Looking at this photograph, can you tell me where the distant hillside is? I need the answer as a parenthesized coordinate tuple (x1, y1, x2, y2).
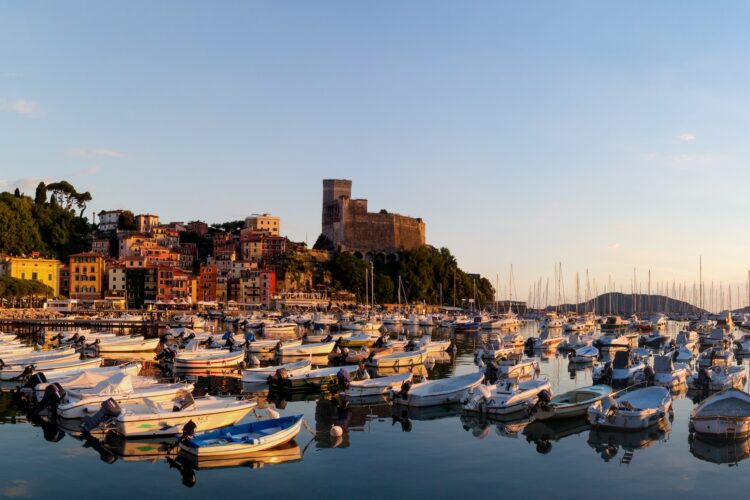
(552, 292, 703, 315)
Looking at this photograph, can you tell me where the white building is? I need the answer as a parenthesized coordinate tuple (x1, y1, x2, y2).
(97, 210, 124, 232)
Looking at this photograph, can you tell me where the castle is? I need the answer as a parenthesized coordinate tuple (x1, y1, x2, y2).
(321, 179, 426, 255)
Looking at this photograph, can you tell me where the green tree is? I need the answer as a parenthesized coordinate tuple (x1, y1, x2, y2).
(34, 182, 47, 204)
(117, 210, 137, 231)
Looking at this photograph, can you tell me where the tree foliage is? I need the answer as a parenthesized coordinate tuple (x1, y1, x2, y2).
(0, 276, 54, 298)
(117, 210, 137, 231)
(46, 180, 92, 216)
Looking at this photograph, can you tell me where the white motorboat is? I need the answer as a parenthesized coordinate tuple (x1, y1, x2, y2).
(588, 386, 672, 430)
(594, 350, 646, 386)
(262, 322, 298, 334)
(690, 389, 750, 438)
(339, 333, 381, 348)
(416, 337, 451, 353)
(462, 378, 551, 415)
(111, 394, 257, 437)
(498, 358, 539, 378)
(33, 362, 143, 401)
(595, 332, 632, 349)
(393, 372, 484, 407)
(246, 339, 302, 354)
(688, 365, 748, 392)
(365, 348, 427, 369)
(701, 328, 734, 350)
(570, 345, 599, 364)
(241, 359, 312, 383)
(57, 373, 194, 419)
(533, 329, 563, 349)
(345, 371, 413, 397)
(0, 356, 104, 381)
(697, 348, 735, 369)
(653, 355, 691, 388)
(277, 340, 336, 357)
(0, 346, 76, 364)
(534, 384, 612, 420)
(0, 345, 34, 356)
(304, 332, 352, 343)
(0, 333, 17, 342)
(502, 332, 525, 348)
(477, 337, 515, 360)
(91, 337, 160, 353)
(174, 349, 245, 369)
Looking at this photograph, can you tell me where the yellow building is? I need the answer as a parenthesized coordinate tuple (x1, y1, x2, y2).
(69, 252, 105, 300)
(244, 213, 280, 236)
(0, 255, 62, 296)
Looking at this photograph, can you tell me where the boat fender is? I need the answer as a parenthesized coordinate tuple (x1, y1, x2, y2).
(330, 424, 343, 437)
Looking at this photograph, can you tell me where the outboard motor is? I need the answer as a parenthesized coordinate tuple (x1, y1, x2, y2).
(82, 398, 122, 433)
(394, 379, 413, 400)
(176, 419, 197, 446)
(20, 372, 47, 391)
(9, 365, 35, 383)
(524, 337, 536, 351)
(33, 382, 66, 414)
(268, 367, 290, 384)
(336, 367, 351, 390)
(644, 365, 655, 385)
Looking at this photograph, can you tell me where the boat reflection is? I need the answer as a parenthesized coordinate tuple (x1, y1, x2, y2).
(689, 434, 750, 466)
(461, 413, 533, 440)
(522, 417, 590, 454)
(175, 440, 303, 470)
(587, 419, 671, 464)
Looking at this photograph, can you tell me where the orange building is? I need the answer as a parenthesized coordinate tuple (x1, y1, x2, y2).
(156, 267, 191, 302)
(198, 265, 218, 302)
(69, 252, 105, 300)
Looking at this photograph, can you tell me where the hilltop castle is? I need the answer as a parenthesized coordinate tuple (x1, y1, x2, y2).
(321, 179, 425, 255)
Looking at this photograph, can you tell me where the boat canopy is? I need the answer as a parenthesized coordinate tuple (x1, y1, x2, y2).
(612, 351, 631, 370)
(654, 355, 674, 374)
(92, 373, 134, 396)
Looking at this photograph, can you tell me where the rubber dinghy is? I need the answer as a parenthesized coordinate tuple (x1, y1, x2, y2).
(241, 359, 312, 383)
(393, 372, 484, 407)
(690, 389, 750, 438)
(588, 386, 672, 430)
(179, 415, 304, 457)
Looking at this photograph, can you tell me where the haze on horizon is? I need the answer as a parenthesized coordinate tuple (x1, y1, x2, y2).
(3, 1, 750, 304)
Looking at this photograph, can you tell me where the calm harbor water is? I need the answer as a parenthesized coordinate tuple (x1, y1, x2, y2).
(3, 321, 750, 499)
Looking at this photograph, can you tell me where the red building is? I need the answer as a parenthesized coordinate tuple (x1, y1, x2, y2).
(156, 267, 191, 302)
(198, 265, 218, 302)
(187, 220, 208, 235)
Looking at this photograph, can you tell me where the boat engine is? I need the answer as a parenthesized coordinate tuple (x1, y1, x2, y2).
(19, 371, 47, 390)
(33, 382, 66, 414)
(82, 398, 122, 433)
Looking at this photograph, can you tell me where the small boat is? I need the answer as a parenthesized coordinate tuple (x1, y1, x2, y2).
(588, 386, 672, 430)
(532, 329, 563, 349)
(415, 337, 451, 353)
(462, 378, 551, 415)
(393, 372, 484, 407)
(0, 346, 77, 364)
(57, 373, 194, 419)
(502, 332, 525, 348)
(277, 340, 336, 357)
(697, 348, 735, 369)
(173, 349, 245, 369)
(688, 365, 748, 392)
(269, 365, 358, 392)
(343, 346, 393, 364)
(674, 344, 696, 363)
(32, 362, 143, 401)
(112, 394, 257, 437)
(241, 359, 312, 383)
(304, 332, 352, 343)
(345, 371, 413, 397)
(690, 389, 750, 438)
(0, 345, 34, 356)
(600, 316, 630, 331)
(595, 332, 632, 349)
(570, 345, 599, 363)
(92, 337, 160, 353)
(0, 333, 17, 342)
(498, 358, 540, 378)
(338, 333, 380, 348)
(534, 384, 612, 420)
(653, 354, 691, 388)
(246, 339, 302, 354)
(0, 356, 103, 381)
(262, 322, 298, 334)
(179, 415, 304, 457)
(593, 350, 646, 386)
(365, 348, 427, 368)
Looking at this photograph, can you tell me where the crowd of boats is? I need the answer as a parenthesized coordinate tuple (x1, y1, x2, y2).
(4, 307, 750, 476)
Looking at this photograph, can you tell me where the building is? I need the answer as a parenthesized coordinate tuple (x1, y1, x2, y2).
(321, 179, 425, 253)
(97, 210, 123, 232)
(91, 239, 110, 257)
(108, 266, 127, 295)
(240, 233, 286, 262)
(244, 214, 280, 236)
(119, 233, 158, 258)
(239, 269, 276, 305)
(198, 265, 218, 302)
(152, 226, 180, 249)
(156, 267, 191, 302)
(58, 265, 70, 298)
(125, 267, 157, 309)
(213, 232, 236, 257)
(187, 220, 208, 235)
(176, 243, 198, 271)
(135, 213, 160, 234)
(0, 254, 62, 296)
(69, 253, 105, 300)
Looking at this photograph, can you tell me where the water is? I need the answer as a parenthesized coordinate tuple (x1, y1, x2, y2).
(2, 321, 750, 499)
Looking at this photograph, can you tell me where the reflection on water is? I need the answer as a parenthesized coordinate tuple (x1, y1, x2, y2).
(5, 320, 750, 496)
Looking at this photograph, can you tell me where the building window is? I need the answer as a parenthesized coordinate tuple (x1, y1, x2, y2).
(32, 272, 38, 280)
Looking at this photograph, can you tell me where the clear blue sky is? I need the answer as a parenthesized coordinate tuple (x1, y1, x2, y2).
(2, 2, 750, 306)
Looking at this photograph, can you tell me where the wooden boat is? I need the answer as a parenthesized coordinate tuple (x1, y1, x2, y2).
(277, 340, 336, 357)
(690, 389, 750, 438)
(269, 365, 358, 392)
(534, 384, 612, 420)
(463, 378, 551, 415)
(246, 339, 302, 354)
(345, 371, 412, 397)
(0, 356, 103, 381)
(179, 415, 304, 457)
(241, 359, 312, 383)
(394, 372, 484, 407)
(588, 386, 672, 430)
(173, 348, 245, 369)
(57, 373, 194, 419)
(365, 348, 427, 368)
(113, 395, 257, 437)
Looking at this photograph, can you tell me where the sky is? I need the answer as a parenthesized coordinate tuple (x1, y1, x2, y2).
(3, 1, 750, 307)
